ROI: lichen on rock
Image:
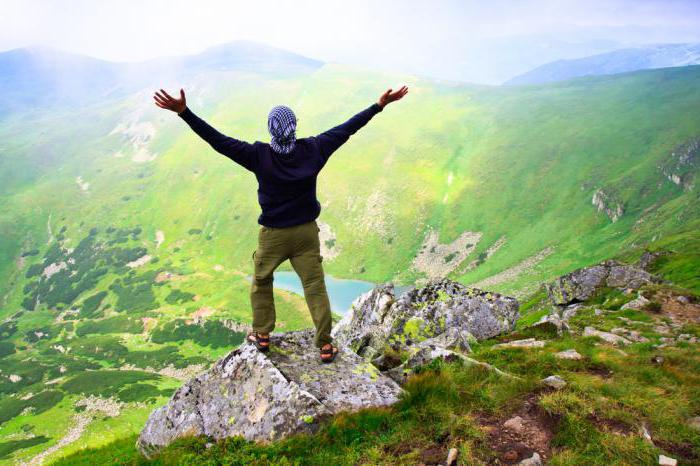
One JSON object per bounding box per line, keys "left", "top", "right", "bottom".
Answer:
{"left": 545, "top": 260, "right": 660, "bottom": 306}
{"left": 332, "top": 278, "right": 519, "bottom": 362}
{"left": 137, "top": 330, "right": 402, "bottom": 457}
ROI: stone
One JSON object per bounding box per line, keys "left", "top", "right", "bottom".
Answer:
{"left": 640, "top": 423, "right": 653, "bottom": 444}
{"left": 504, "top": 416, "right": 525, "bottom": 434}
{"left": 494, "top": 338, "right": 546, "bottom": 349}
{"left": 332, "top": 279, "right": 518, "bottom": 360}
{"left": 531, "top": 303, "right": 583, "bottom": 334}
{"left": 676, "top": 295, "right": 691, "bottom": 305}
{"left": 541, "top": 375, "right": 567, "bottom": 389}
{"left": 638, "top": 251, "right": 667, "bottom": 270}
{"left": 659, "top": 454, "right": 677, "bottom": 465}
{"left": 545, "top": 260, "right": 659, "bottom": 306}
{"left": 531, "top": 313, "right": 568, "bottom": 334}
{"left": 621, "top": 295, "right": 650, "bottom": 311}
{"left": 554, "top": 349, "right": 583, "bottom": 360}
{"left": 583, "top": 327, "right": 631, "bottom": 345}
{"left": 562, "top": 303, "right": 583, "bottom": 321}
{"left": 446, "top": 447, "right": 458, "bottom": 466}
{"left": 678, "top": 334, "right": 699, "bottom": 343}
{"left": 137, "top": 330, "right": 402, "bottom": 457}
{"left": 518, "top": 452, "right": 542, "bottom": 466}
{"left": 610, "top": 328, "right": 650, "bottom": 343}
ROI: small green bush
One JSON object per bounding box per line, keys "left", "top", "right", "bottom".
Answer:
{"left": 0, "top": 436, "right": 50, "bottom": 460}
{"left": 62, "top": 370, "right": 160, "bottom": 397}
{"left": 76, "top": 316, "right": 144, "bottom": 336}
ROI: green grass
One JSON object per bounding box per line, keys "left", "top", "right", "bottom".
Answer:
{"left": 1, "top": 60, "right": 699, "bottom": 463}
{"left": 55, "top": 331, "right": 700, "bottom": 465}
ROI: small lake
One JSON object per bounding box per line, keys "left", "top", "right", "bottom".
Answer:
{"left": 273, "top": 271, "right": 375, "bottom": 314}
{"left": 246, "top": 272, "right": 415, "bottom": 314}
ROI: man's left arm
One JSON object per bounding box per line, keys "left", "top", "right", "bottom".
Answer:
{"left": 315, "top": 86, "right": 409, "bottom": 161}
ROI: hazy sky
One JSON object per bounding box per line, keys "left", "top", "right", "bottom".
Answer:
{"left": 2, "top": 0, "right": 700, "bottom": 83}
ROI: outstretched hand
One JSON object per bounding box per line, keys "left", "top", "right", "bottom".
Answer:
{"left": 378, "top": 85, "right": 408, "bottom": 108}
{"left": 153, "top": 88, "right": 187, "bottom": 114}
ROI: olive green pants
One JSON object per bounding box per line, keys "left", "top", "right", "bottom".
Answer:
{"left": 250, "top": 220, "right": 332, "bottom": 347}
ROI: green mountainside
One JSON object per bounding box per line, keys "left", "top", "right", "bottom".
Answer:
{"left": 0, "top": 43, "right": 698, "bottom": 463}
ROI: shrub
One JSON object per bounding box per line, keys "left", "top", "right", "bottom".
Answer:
{"left": 117, "top": 383, "right": 169, "bottom": 403}
{"left": 0, "top": 436, "right": 49, "bottom": 460}
{"left": 643, "top": 301, "right": 662, "bottom": 313}
{"left": 79, "top": 291, "right": 108, "bottom": 318}
{"left": 151, "top": 320, "right": 244, "bottom": 349}
{"left": 25, "top": 263, "right": 43, "bottom": 278}
{"left": 0, "top": 359, "right": 47, "bottom": 394}
{"left": 76, "top": 316, "right": 144, "bottom": 336}
{"left": 110, "top": 280, "right": 159, "bottom": 313}
{"left": 165, "top": 289, "right": 195, "bottom": 305}
{"left": 62, "top": 370, "right": 160, "bottom": 397}
{"left": 68, "top": 335, "right": 129, "bottom": 362}
{"left": 0, "top": 321, "right": 17, "bottom": 340}
{"left": 0, "top": 342, "right": 15, "bottom": 358}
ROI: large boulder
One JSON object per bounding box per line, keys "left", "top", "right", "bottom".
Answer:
{"left": 332, "top": 278, "right": 519, "bottom": 361}
{"left": 545, "top": 260, "right": 659, "bottom": 306}
{"left": 137, "top": 330, "right": 401, "bottom": 457}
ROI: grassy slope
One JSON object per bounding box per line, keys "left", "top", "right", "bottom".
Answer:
{"left": 3, "top": 65, "right": 700, "bottom": 301}
{"left": 0, "top": 65, "right": 699, "bottom": 464}
{"left": 55, "top": 276, "right": 700, "bottom": 465}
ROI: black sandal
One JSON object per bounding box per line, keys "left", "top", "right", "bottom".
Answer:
{"left": 248, "top": 332, "right": 270, "bottom": 353}
{"left": 320, "top": 344, "right": 339, "bottom": 363}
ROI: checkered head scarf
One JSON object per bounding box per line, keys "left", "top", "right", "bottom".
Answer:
{"left": 267, "top": 105, "right": 297, "bottom": 154}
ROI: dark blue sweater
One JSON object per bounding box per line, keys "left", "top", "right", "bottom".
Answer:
{"left": 178, "top": 103, "right": 383, "bottom": 227}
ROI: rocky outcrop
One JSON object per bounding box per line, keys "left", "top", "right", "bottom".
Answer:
{"left": 332, "top": 279, "right": 519, "bottom": 361}
{"left": 591, "top": 188, "right": 624, "bottom": 222}
{"left": 659, "top": 137, "right": 699, "bottom": 191}
{"left": 138, "top": 279, "right": 520, "bottom": 456}
{"left": 545, "top": 260, "right": 660, "bottom": 306}
{"left": 137, "top": 330, "right": 401, "bottom": 457}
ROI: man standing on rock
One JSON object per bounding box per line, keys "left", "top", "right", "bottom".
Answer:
{"left": 153, "top": 85, "right": 408, "bottom": 362}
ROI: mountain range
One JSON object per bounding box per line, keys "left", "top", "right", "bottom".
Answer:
{"left": 506, "top": 42, "right": 700, "bottom": 85}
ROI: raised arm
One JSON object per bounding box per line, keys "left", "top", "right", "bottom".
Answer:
{"left": 153, "top": 89, "right": 257, "bottom": 172}
{"left": 316, "top": 85, "right": 408, "bottom": 161}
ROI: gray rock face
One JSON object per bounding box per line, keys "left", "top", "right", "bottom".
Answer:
{"left": 332, "top": 278, "right": 519, "bottom": 360}
{"left": 545, "top": 260, "right": 659, "bottom": 306}
{"left": 592, "top": 188, "right": 624, "bottom": 222}
{"left": 137, "top": 330, "right": 401, "bottom": 457}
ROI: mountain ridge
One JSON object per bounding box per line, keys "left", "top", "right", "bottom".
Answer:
{"left": 505, "top": 42, "right": 700, "bottom": 85}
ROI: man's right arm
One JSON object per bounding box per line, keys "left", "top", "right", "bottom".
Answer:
{"left": 178, "top": 107, "right": 258, "bottom": 172}
{"left": 315, "top": 103, "right": 383, "bottom": 161}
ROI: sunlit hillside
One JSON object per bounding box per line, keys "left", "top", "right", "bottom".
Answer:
{"left": 0, "top": 42, "right": 699, "bottom": 463}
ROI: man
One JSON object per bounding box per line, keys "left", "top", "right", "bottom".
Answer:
{"left": 153, "top": 85, "right": 408, "bottom": 362}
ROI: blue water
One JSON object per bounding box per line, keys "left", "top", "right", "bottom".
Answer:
{"left": 272, "top": 271, "right": 376, "bottom": 314}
